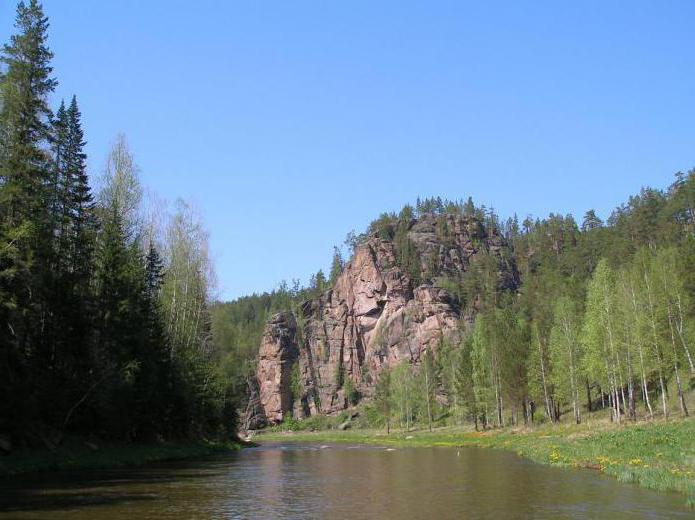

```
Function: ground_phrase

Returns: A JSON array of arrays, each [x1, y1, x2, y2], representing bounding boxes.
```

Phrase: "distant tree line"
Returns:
[[0, 1, 235, 448]]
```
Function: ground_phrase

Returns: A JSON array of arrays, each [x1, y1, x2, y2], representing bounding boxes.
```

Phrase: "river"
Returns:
[[0, 443, 690, 519]]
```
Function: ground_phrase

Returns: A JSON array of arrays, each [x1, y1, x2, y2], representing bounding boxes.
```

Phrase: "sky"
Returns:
[[2, 1, 694, 300]]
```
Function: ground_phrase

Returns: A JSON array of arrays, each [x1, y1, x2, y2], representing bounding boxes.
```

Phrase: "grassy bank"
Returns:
[[259, 417, 695, 506], [0, 438, 243, 477]]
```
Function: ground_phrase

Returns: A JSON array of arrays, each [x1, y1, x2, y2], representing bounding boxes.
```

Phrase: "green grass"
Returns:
[[0, 438, 243, 477], [259, 417, 695, 506]]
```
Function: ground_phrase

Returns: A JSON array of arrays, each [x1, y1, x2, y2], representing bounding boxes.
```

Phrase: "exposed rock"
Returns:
[[338, 421, 351, 430], [254, 213, 518, 424], [242, 375, 267, 431], [256, 313, 299, 424]]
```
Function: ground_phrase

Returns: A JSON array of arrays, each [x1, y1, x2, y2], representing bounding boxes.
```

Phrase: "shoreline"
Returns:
[[258, 417, 695, 506], [0, 438, 245, 478]]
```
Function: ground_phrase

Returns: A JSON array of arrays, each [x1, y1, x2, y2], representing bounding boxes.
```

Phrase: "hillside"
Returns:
[[215, 177, 695, 432], [253, 211, 517, 425]]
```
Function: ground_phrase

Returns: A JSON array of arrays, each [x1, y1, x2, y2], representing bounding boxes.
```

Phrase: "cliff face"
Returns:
[[253, 213, 517, 425], [256, 313, 299, 424]]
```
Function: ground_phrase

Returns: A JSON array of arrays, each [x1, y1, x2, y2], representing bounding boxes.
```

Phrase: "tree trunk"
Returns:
[[425, 368, 433, 432], [658, 368, 668, 419], [537, 335, 552, 422], [675, 296, 694, 374], [668, 307, 690, 417]]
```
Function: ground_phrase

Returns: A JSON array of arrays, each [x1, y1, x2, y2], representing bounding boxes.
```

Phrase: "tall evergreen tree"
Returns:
[[329, 246, 343, 285], [93, 203, 147, 436], [0, 0, 57, 436]]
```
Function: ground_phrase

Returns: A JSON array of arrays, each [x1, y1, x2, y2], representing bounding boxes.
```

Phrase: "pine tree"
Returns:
[[582, 210, 603, 231], [329, 246, 343, 285]]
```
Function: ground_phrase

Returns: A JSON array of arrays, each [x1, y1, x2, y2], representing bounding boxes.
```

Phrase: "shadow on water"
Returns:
[[0, 457, 230, 514]]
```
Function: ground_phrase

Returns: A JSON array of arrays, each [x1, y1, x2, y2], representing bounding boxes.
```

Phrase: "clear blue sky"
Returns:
[[2, 1, 694, 300]]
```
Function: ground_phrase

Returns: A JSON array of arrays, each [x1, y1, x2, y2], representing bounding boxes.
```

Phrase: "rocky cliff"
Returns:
[[251, 213, 518, 426]]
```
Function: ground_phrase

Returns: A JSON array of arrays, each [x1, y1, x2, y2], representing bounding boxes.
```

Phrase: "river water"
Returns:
[[0, 443, 690, 519]]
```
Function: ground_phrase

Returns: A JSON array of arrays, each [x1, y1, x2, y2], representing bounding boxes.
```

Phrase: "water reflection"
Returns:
[[0, 444, 690, 519]]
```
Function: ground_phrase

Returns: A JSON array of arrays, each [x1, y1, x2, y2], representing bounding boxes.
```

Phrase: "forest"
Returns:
[[0, 1, 236, 449], [217, 177, 695, 433], [390, 184, 695, 431], [2, 0, 694, 451]]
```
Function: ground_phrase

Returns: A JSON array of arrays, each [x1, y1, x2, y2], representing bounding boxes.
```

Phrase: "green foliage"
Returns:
[[269, 413, 345, 432], [290, 362, 302, 404], [549, 296, 584, 423], [393, 205, 422, 285], [341, 170, 695, 432], [374, 368, 392, 431], [344, 376, 359, 406], [329, 246, 344, 285], [0, 2, 236, 446]]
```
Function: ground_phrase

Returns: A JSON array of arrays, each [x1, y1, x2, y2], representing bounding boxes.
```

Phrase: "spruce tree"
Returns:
[[64, 95, 96, 280], [93, 204, 147, 436], [51, 100, 69, 248], [56, 96, 97, 430], [0, 0, 57, 435], [137, 242, 173, 436]]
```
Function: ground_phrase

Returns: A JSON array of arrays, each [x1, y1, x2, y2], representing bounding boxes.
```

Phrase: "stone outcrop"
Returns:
[[254, 213, 518, 424], [256, 313, 299, 424]]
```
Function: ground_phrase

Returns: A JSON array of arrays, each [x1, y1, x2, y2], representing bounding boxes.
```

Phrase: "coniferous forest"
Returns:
[[0, 1, 236, 449]]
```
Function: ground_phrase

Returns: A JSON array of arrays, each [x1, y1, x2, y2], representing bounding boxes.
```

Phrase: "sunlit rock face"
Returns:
[[254, 213, 518, 424], [256, 313, 298, 424]]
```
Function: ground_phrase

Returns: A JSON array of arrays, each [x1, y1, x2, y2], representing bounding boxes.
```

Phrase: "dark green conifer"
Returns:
[[0, 0, 58, 436]]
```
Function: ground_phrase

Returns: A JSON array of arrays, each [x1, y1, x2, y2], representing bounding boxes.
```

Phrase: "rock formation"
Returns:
[[253, 213, 518, 424], [256, 313, 299, 424]]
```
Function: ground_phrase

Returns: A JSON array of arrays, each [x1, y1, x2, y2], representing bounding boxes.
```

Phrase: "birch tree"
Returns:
[[549, 296, 584, 424], [583, 259, 622, 423]]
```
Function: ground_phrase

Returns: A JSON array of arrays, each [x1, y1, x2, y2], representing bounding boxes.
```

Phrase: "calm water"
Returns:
[[0, 443, 691, 519]]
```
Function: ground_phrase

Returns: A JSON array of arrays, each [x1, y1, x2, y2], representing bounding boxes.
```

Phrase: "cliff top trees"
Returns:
[[329, 246, 343, 285]]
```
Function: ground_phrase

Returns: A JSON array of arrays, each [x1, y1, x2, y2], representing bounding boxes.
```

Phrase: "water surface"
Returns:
[[0, 443, 690, 519]]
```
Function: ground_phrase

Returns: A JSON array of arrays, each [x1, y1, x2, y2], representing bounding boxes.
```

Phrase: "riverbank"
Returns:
[[0, 438, 244, 477], [259, 417, 695, 505]]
